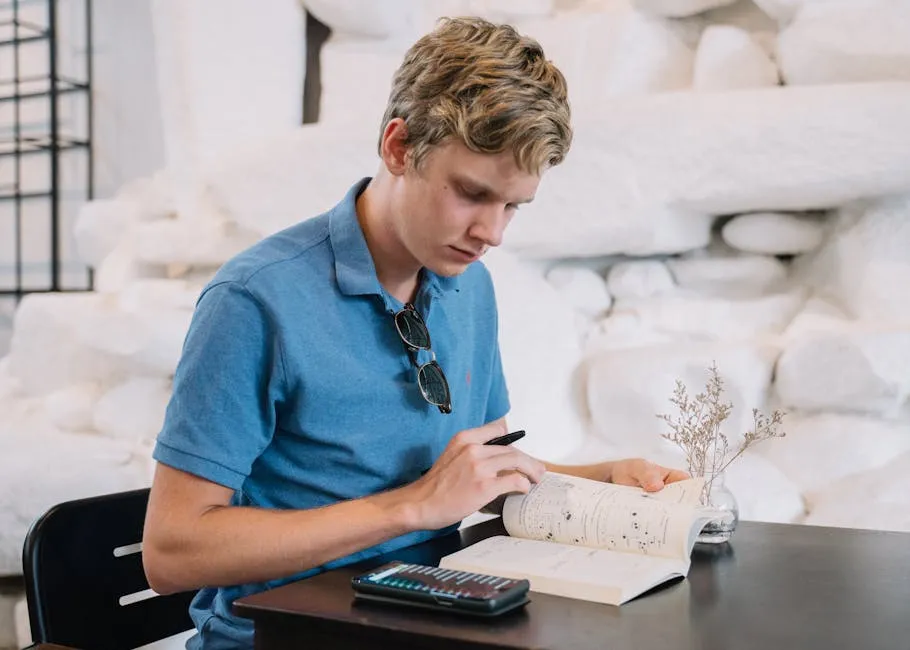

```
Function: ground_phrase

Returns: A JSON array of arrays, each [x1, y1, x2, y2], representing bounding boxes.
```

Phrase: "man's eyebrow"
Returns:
[[453, 176, 535, 204]]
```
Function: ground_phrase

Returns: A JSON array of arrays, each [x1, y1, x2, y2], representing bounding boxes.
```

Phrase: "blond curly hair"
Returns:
[[379, 17, 573, 175]]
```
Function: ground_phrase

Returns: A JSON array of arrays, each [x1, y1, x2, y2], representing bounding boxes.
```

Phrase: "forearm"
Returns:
[[542, 460, 612, 483], [144, 488, 419, 594]]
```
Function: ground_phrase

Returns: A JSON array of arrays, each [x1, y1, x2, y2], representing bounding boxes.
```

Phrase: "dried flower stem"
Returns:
[[657, 362, 786, 505]]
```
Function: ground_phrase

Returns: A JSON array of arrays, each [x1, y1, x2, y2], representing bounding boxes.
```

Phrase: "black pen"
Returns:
[[419, 430, 526, 476], [485, 430, 526, 446]]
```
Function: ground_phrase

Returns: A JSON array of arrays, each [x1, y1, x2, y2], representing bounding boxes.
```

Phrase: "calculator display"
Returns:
[[357, 561, 524, 599]]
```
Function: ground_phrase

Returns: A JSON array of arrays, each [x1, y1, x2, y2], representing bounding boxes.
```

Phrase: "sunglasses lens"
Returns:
[[393, 304, 451, 414], [418, 362, 451, 413], [395, 309, 431, 349]]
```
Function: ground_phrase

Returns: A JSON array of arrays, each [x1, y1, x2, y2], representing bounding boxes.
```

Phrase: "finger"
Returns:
[[480, 450, 547, 484], [639, 464, 667, 492], [457, 420, 509, 446], [663, 468, 690, 484], [494, 471, 532, 497]]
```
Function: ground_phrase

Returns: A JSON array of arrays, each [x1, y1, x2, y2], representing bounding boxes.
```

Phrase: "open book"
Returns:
[[439, 472, 717, 606]]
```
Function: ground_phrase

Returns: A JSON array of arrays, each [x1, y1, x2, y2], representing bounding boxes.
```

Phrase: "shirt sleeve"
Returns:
[[153, 280, 285, 490]]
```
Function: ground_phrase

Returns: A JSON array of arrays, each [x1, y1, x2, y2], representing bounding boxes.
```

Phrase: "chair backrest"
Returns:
[[22, 488, 196, 650]]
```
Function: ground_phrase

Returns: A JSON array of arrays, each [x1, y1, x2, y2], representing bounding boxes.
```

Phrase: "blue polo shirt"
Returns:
[[152, 177, 510, 649]]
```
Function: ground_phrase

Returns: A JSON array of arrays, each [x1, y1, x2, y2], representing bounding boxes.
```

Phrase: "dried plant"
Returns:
[[657, 362, 786, 504]]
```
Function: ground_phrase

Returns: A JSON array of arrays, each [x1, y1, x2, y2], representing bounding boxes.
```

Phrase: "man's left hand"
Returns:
[[608, 458, 690, 492]]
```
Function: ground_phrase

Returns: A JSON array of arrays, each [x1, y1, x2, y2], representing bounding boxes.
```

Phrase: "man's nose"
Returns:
[[468, 206, 509, 248]]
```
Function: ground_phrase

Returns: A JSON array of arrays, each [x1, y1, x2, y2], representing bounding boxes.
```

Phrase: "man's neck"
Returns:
[[356, 176, 421, 304]]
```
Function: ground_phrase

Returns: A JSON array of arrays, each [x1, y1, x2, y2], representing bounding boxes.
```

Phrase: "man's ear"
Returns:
[[380, 118, 409, 176]]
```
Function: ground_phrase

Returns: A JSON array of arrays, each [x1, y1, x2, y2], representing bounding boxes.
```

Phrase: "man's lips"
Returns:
[[449, 246, 483, 261]]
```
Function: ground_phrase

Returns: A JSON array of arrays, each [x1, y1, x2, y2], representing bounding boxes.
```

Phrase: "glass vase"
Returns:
[[697, 471, 739, 544]]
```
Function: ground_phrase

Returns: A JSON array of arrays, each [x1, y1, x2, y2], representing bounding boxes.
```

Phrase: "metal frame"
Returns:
[[0, 0, 93, 300]]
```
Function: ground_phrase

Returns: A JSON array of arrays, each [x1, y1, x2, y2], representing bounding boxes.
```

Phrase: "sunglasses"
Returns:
[[393, 303, 452, 414]]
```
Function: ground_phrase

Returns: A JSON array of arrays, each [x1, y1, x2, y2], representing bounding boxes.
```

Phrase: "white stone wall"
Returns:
[[3, 0, 910, 590]]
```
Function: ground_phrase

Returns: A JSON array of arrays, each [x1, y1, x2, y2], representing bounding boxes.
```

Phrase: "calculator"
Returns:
[[351, 561, 530, 617]]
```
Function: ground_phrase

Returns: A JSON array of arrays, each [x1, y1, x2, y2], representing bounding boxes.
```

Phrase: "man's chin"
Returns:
[[426, 260, 473, 277]]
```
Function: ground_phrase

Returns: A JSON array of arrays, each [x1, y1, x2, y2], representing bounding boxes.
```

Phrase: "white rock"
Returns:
[[722, 211, 825, 255], [774, 324, 910, 415], [182, 266, 221, 292], [776, 295, 849, 341], [796, 195, 910, 323], [151, 0, 304, 225], [74, 171, 177, 269], [507, 193, 714, 258], [0, 357, 22, 402], [606, 260, 676, 300], [544, 264, 613, 318], [583, 311, 678, 353], [667, 251, 788, 295], [0, 429, 150, 574], [751, 0, 800, 23], [94, 377, 173, 443], [43, 382, 104, 432], [7, 292, 192, 396], [585, 341, 779, 453], [483, 249, 588, 461], [307, 0, 545, 40], [468, 0, 554, 20], [116, 169, 177, 221], [203, 123, 378, 237], [135, 218, 261, 266], [693, 25, 779, 90], [303, 0, 423, 39], [598, 12, 697, 95], [698, 0, 779, 52], [73, 303, 193, 379], [119, 279, 201, 314], [73, 199, 145, 268], [318, 35, 407, 125], [502, 9, 698, 119], [756, 412, 910, 503], [724, 452, 805, 523], [7, 294, 126, 396], [804, 450, 910, 532], [505, 83, 910, 258], [756, 0, 885, 24], [611, 287, 806, 340], [632, 0, 737, 18], [778, 1, 910, 85], [553, 0, 619, 9], [92, 237, 168, 295]]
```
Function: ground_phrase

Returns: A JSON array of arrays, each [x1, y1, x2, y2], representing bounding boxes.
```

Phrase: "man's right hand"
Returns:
[[404, 421, 546, 531]]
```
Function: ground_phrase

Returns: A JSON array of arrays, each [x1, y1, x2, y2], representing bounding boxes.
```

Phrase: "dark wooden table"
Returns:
[[234, 518, 910, 650]]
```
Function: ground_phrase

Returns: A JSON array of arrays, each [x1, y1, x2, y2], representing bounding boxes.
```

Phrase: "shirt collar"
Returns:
[[329, 178, 461, 301]]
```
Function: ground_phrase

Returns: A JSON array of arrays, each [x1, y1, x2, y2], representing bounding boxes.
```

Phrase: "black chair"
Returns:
[[22, 488, 196, 650]]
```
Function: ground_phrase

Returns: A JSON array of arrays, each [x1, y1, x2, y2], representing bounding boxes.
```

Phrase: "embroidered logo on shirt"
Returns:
[[465, 370, 471, 386]]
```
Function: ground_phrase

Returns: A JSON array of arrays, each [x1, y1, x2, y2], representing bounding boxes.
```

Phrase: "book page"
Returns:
[[501, 473, 704, 560], [439, 535, 688, 606]]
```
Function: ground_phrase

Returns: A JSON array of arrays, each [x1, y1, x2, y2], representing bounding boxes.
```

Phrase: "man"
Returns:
[[143, 16, 687, 649]]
